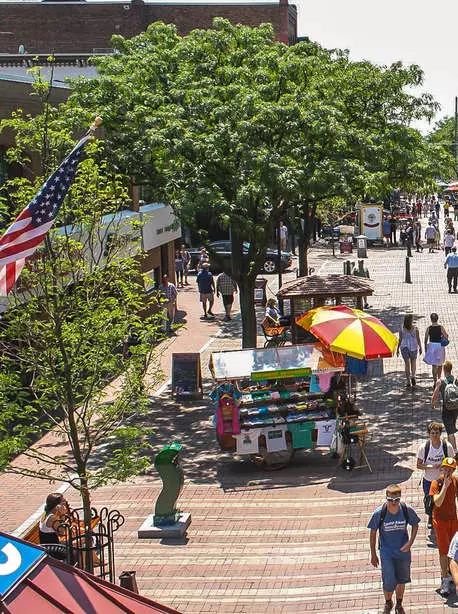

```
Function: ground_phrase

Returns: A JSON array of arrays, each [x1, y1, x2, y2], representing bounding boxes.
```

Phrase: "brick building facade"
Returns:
[[0, 0, 297, 54]]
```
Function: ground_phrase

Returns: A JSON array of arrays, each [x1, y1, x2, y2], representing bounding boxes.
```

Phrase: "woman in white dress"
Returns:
[[423, 313, 448, 385], [397, 314, 422, 387]]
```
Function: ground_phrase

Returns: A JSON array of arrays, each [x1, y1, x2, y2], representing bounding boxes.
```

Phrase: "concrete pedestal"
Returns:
[[137, 512, 191, 539]]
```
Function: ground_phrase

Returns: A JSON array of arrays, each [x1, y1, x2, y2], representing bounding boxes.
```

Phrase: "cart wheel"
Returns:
[[342, 456, 355, 471]]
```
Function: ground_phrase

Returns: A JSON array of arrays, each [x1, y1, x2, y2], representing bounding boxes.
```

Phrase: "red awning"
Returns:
[[3, 555, 181, 614]]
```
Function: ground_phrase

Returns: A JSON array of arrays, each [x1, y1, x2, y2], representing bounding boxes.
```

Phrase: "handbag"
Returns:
[[441, 335, 450, 347]]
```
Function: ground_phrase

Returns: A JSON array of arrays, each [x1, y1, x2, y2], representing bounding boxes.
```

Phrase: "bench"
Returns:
[[22, 512, 100, 545], [260, 321, 286, 348]]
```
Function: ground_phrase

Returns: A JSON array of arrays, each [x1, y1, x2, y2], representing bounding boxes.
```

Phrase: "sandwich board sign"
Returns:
[[0, 532, 45, 598]]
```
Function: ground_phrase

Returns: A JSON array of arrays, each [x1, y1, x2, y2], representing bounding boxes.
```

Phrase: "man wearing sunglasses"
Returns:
[[368, 484, 420, 614], [430, 456, 458, 596]]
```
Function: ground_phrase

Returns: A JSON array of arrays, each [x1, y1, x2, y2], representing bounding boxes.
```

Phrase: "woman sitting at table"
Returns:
[[39, 492, 69, 545], [265, 298, 290, 327]]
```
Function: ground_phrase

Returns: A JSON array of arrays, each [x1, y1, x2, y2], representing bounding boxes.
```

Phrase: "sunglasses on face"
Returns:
[[386, 496, 401, 502]]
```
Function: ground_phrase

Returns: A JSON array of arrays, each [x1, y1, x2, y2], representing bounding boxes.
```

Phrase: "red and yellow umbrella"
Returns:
[[296, 305, 398, 360]]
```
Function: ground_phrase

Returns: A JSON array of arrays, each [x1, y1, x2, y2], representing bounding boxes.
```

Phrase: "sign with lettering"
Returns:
[[172, 353, 203, 398], [0, 532, 45, 597]]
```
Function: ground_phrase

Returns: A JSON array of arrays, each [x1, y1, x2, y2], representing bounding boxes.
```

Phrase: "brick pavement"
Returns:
[[6, 230, 458, 613]]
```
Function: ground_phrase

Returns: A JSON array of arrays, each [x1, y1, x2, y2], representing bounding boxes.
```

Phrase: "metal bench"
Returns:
[[260, 321, 286, 348]]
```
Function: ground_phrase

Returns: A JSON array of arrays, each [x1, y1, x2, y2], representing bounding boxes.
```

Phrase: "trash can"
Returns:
[[356, 235, 368, 259], [254, 277, 268, 306]]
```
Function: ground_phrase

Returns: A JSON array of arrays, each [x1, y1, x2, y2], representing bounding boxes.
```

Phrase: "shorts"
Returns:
[[222, 294, 234, 307], [400, 346, 417, 361], [432, 518, 458, 555], [427, 238, 435, 245], [442, 409, 458, 435], [380, 554, 411, 592], [200, 292, 214, 303]]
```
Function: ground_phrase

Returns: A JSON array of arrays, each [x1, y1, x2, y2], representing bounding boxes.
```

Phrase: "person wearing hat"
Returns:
[[196, 261, 215, 319], [430, 456, 458, 596]]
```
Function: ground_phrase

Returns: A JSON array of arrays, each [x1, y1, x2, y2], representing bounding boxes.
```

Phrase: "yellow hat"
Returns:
[[441, 457, 457, 469]]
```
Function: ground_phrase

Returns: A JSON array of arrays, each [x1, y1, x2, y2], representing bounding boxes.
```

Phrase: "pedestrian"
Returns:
[[444, 246, 458, 293], [424, 313, 448, 384], [423, 201, 429, 217], [383, 217, 392, 246], [196, 261, 215, 319], [367, 484, 420, 614], [414, 219, 423, 252], [216, 271, 238, 322], [180, 244, 191, 285], [416, 200, 422, 217], [174, 250, 184, 288], [196, 247, 209, 272], [425, 222, 437, 253], [352, 260, 370, 308], [417, 422, 454, 529], [453, 202, 458, 222], [432, 361, 458, 453], [447, 530, 458, 589], [159, 274, 177, 334], [279, 221, 288, 251], [397, 314, 422, 387], [429, 457, 458, 596], [436, 200, 441, 218], [390, 216, 397, 246], [444, 201, 450, 218], [444, 226, 455, 256]]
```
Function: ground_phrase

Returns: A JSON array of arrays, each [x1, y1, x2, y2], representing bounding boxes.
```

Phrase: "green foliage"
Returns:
[[62, 19, 448, 344], [0, 89, 165, 500], [428, 115, 456, 178]]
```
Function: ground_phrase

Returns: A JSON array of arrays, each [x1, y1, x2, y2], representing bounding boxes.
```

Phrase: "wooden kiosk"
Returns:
[[276, 274, 374, 344]]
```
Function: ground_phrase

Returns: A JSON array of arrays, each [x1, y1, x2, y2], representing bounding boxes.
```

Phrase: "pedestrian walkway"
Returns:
[[6, 236, 458, 613]]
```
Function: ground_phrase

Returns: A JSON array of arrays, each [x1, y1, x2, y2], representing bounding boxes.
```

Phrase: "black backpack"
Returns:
[[378, 502, 408, 531], [422, 440, 448, 516]]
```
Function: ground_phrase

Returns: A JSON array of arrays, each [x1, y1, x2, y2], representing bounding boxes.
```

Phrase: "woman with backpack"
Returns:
[[397, 314, 422, 388], [424, 312, 449, 385], [432, 361, 458, 454]]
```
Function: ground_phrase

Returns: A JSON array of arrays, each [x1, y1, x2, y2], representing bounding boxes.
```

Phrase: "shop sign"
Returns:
[[251, 367, 312, 381], [0, 532, 45, 597]]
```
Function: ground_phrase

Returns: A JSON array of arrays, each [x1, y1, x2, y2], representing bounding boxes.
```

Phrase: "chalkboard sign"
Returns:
[[172, 353, 203, 398]]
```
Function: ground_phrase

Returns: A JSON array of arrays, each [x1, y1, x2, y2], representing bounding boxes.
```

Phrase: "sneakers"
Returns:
[[383, 600, 393, 613], [439, 575, 451, 596], [395, 604, 406, 614]]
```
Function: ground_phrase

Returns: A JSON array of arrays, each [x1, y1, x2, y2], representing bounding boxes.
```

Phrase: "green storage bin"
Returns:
[[287, 421, 315, 449]]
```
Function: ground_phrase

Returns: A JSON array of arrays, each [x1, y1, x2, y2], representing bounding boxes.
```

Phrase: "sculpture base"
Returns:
[[138, 512, 191, 539]]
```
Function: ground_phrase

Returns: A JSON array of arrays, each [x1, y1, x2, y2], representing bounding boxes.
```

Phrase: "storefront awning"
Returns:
[[0, 532, 180, 613]]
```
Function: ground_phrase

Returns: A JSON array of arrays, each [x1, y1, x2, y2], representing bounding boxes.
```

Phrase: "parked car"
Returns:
[[188, 241, 292, 274]]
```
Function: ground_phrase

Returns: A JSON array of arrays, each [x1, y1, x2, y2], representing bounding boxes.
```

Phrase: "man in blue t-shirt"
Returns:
[[367, 484, 420, 614], [196, 262, 215, 319]]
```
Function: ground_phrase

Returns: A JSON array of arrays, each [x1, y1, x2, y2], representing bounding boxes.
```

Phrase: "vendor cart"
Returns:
[[209, 344, 353, 469]]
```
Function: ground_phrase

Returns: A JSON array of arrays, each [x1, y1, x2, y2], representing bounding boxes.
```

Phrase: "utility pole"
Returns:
[[455, 96, 458, 176]]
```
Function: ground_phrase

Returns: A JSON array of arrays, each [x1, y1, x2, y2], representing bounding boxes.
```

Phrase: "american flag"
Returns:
[[0, 135, 91, 295]]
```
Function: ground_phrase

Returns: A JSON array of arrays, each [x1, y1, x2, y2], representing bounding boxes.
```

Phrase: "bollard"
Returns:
[[406, 241, 412, 258], [405, 257, 412, 284], [119, 571, 139, 593]]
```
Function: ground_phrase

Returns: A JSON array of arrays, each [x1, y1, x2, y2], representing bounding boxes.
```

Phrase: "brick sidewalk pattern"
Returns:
[[5, 230, 458, 613]]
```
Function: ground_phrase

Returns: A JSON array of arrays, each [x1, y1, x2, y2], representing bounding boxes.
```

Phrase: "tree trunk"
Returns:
[[238, 277, 257, 348], [80, 476, 94, 574], [298, 201, 317, 277]]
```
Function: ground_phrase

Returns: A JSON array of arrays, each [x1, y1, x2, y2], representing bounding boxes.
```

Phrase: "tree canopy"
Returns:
[[64, 19, 450, 345]]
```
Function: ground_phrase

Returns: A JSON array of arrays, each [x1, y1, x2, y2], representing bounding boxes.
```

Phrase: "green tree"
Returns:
[[0, 97, 164, 564], [65, 20, 448, 345]]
